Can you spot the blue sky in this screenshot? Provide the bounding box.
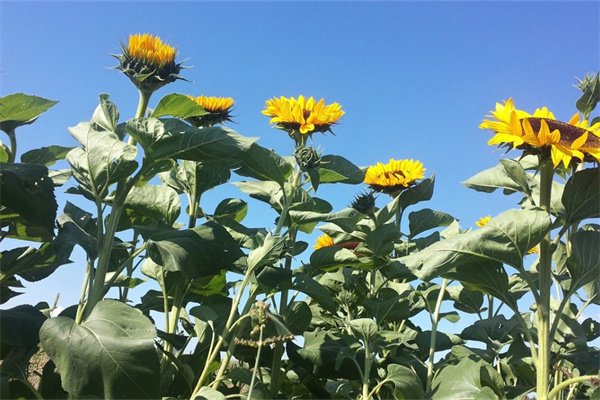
[1,1,599,310]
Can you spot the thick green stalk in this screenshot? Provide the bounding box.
[536,158,554,400]
[547,375,597,400]
[6,128,16,163]
[425,278,448,394]
[361,341,373,400]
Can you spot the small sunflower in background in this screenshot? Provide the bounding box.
[480,98,600,168]
[186,95,235,127]
[475,215,538,254]
[364,158,426,197]
[262,95,344,147]
[113,33,186,94]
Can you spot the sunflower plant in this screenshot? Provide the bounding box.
[1,33,599,400]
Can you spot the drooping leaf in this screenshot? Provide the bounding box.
[408,208,456,239]
[67,123,138,200]
[446,283,484,315]
[310,246,361,272]
[0,93,58,132]
[0,162,57,239]
[0,240,73,283]
[366,223,400,258]
[562,167,600,225]
[247,234,286,270]
[39,300,160,399]
[403,208,550,280]
[285,301,312,335]
[161,159,232,199]
[151,93,208,118]
[213,198,248,223]
[232,180,282,208]
[126,117,254,164]
[288,274,337,313]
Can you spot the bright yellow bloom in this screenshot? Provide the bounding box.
[476,215,491,227]
[364,159,426,195]
[186,95,235,127]
[480,98,600,167]
[314,233,335,249]
[262,96,344,145]
[127,34,176,67]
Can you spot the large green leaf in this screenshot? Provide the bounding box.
[0,93,58,132]
[461,314,523,350]
[430,357,504,399]
[288,208,364,232]
[39,300,160,399]
[310,246,361,272]
[67,123,138,200]
[288,274,337,313]
[146,222,244,279]
[562,167,600,225]
[247,234,286,270]
[0,241,73,283]
[21,145,73,166]
[408,208,456,239]
[0,305,46,349]
[235,143,293,186]
[232,180,282,208]
[403,208,550,280]
[151,93,208,118]
[566,227,600,291]
[0,162,57,239]
[384,364,425,400]
[398,175,435,210]
[317,155,365,184]
[124,184,181,225]
[126,117,254,164]
[462,159,530,196]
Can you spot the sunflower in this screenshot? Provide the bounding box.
[114,33,185,93]
[480,98,600,167]
[262,96,344,146]
[186,95,234,127]
[364,159,426,196]
[314,233,335,249]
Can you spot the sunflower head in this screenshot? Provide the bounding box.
[314,233,335,250]
[113,33,186,93]
[364,159,426,196]
[294,146,322,171]
[480,98,600,168]
[186,95,235,127]
[262,95,344,146]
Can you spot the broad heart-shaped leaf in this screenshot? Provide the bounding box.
[288,208,364,232]
[67,123,138,200]
[566,226,600,292]
[430,357,504,399]
[317,155,365,184]
[21,145,73,166]
[39,300,160,399]
[124,184,181,225]
[461,314,523,351]
[403,208,550,281]
[0,93,58,132]
[408,208,456,239]
[462,159,530,195]
[0,162,57,239]
[151,93,208,118]
[348,318,379,343]
[562,167,600,225]
[146,221,245,279]
[385,364,425,400]
[126,117,255,164]
[234,142,293,186]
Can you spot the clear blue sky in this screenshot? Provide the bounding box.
[1,1,599,310]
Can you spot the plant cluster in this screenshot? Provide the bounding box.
[1,34,599,400]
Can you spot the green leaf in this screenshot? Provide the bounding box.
[408,208,456,238]
[247,234,286,270]
[20,145,73,166]
[0,93,58,132]
[446,284,484,315]
[67,123,138,200]
[575,72,600,117]
[194,386,226,400]
[310,246,361,272]
[124,184,181,225]
[385,364,425,400]
[317,155,365,184]
[285,301,312,335]
[348,318,378,343]
[366,223,400,258]
[91,94,120,133]
[430,357,504,399]
[161,160,232,200]
[126,117,254,164]
[235,143,293,186]
[0,162,57,239]
[232,180,282,208]
[566,228,600,291]
[461,314,523,350]
[398,174,435,210]
[289,274,336,313]
[151,93,208,118]
[39,300,160,399]
[0,241,73,283]
[288,207,363,232]
[0,305,46,348]
[462,161,530,195]
[213,198,248,222]
[146,222,244,279]
[403,208,550,280]
[562,167,600,225]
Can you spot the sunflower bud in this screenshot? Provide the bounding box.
[113,33,185,93]
[575,72,600,119]
[185,95,234,127]
[350,191,376,215]
[295,146,321,172]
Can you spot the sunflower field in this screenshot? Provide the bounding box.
[1,33,599,400]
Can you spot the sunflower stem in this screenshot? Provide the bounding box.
[536,158,554,400]
[425,278,448,394]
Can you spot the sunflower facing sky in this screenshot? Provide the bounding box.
[186,95,235,127]
[262,95,344,146]
[480,98,600,167]
[114,33,184,93]
[364,158,426,196]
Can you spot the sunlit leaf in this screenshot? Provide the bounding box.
[0,93,58,132]
[430,357,504,399]
[317,155,365,184]
[408,208,456,238]
[151,93,208,118]
[91,94,120,133]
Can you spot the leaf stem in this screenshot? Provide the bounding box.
[247,325,264,400]
[425,278,448,394]
[6,128,16,163]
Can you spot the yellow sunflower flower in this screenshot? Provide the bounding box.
[114,33,185,93]
[314,233,335,249]
[364,159,426,196]
[262,96,344,146]
[480,98,600,167]
[476,215,491,227]
[186,95,235,127]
